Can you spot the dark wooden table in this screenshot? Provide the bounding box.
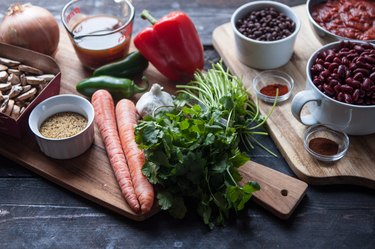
[1,1,374,248]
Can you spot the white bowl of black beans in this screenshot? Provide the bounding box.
[231,1,300,69]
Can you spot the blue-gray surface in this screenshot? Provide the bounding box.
[0,1,374,248]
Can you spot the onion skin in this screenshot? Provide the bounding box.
[0,3,60,56]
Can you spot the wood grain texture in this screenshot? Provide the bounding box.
[212,5,375,189]
[0,23,306,220]
[240,161,307,219]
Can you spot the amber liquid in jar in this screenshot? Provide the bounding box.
[72,15,132,69]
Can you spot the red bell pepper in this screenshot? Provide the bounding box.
[134,10,204,81]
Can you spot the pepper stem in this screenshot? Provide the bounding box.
[135,76,150,93]
[140,10,158,25]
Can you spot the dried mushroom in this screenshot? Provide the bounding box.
[8,73,20,85]
[0,55,56,119]
[0,57,20,67]
[0,71,8,82]
[19,65,43,75]
[0,65,8,71]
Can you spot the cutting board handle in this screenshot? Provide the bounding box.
[239,161,308,219]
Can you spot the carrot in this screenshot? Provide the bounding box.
[116,99,154,214]
[91,90,140,213]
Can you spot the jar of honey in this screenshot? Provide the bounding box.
[61,0,135,69]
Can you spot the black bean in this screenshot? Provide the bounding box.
[236,7,296,41]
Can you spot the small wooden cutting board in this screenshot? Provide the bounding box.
[212,5,375,189]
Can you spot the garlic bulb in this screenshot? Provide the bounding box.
[136,83,173,118]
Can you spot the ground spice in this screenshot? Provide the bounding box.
[40,112,87,139]
[309,137,339,156]
[260,83,288,96]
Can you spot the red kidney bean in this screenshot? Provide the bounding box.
[323,62,331,68]
[353,72,364,82]
[311,41,374,105]
[341,85,354,93]
[337,92,344,102]
[313,77,322,86]
[352,89,360,102]
[359,89,366,97]
[347,79,362,89]
[334,84,341,93]
[354,45,365,52]
[342,57,350,66]
[349,62,357,70]
[337,65,347,78]
[353,68,370,76]
[357,61,373,70]
[328,62,339,72]
[329,79,339,87]
[312,64,324,74]
[339,51,350,57]
[325,54,335,62]
[323,84,335,95]
[316,58,324,65]
[333,57,341,64]
[347,53,357,60]
[344,93,353,104]
[331,72,339,80]
[364,59,375,67]
[362,78,371,91]
[320,70,330,79]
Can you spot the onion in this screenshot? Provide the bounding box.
[0,3,60,56]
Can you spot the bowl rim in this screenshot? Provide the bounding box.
[253,70,295,103]
[231,0,301,44]
[306,0,375,43]
[61,0,135,40]
[28,94,95,141]
[306,40,375,109]
[303,124,349,162]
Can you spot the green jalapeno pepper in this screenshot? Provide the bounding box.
[93,51,149,78]
[76,76,149,100]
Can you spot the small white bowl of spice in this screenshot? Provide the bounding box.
[29,94,95,159]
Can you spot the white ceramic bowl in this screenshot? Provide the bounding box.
[29,94,95,159]
[231,1,301,69]
[291,41,375,135]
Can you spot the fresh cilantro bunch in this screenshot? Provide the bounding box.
[135,104,259,228]
[135,62,274,228]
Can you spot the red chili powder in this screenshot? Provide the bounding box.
[309,137,339,156]
[260,84,288,97]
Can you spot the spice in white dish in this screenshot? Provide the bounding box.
[39,112,87,139]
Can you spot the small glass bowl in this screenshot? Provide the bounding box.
[303,125,349,162]
[253,70,294,104]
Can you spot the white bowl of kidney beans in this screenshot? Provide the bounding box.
[231,1,300,69]
[291,41,375,135]
[307,0,375,45]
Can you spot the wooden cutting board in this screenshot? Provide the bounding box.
[0,20,308,221]
[213,5,375,189]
